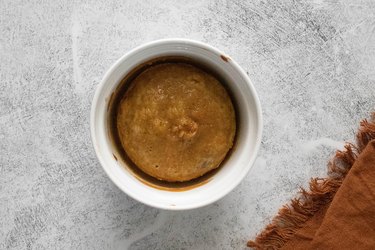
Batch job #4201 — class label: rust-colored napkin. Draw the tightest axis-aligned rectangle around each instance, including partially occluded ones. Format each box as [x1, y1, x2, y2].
[248, 115, 375, 249]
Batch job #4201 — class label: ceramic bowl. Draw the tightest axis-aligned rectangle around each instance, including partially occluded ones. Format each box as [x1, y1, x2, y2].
[91, 39, 262, 210]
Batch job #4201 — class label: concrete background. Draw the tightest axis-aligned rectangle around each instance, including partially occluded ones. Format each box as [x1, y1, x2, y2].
[1, 0, 375, 249]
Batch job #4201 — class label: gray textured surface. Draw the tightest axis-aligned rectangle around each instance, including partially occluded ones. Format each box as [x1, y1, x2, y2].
[1, 0, 375, 249]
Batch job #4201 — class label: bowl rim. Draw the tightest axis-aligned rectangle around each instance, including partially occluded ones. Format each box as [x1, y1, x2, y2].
[90, 38, 263, 210]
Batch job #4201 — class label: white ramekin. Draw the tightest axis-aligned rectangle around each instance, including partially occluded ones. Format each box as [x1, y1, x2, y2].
[91, 39, 262, 210]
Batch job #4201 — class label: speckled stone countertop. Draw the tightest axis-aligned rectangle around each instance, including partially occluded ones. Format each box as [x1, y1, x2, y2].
[1, 1, 375, 249]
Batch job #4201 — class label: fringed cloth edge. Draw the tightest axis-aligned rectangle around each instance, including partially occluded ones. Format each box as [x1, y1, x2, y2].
[247, 113, 375, 249]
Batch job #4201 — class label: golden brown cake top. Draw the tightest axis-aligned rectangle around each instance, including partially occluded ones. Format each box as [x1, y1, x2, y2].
[117, 63, 236, 182]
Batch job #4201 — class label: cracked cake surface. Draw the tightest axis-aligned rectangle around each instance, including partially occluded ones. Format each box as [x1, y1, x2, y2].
[117, 63, 236, 182]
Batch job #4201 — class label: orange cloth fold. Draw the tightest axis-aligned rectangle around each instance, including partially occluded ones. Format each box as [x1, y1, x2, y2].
[248, 115, 375, 250]
[285, 140, 375, 249]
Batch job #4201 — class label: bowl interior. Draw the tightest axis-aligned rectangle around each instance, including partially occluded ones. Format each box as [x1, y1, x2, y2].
[91, 40, 262, 210]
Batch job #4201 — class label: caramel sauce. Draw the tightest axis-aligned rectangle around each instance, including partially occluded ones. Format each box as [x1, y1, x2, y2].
[107, 56, 239, 191]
